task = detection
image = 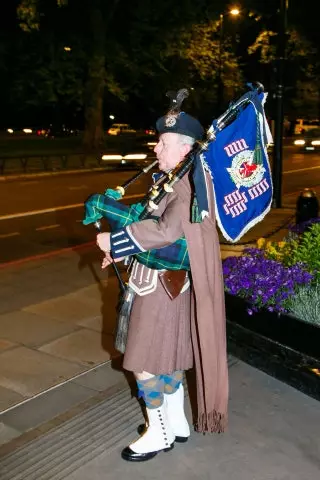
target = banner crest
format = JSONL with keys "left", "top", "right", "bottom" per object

{"left": 197, "top": 91, "right": 273, "bottom": 242}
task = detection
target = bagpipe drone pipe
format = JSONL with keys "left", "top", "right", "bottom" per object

{"left": 83, "top": 82, "right": 273, "bottom": 270}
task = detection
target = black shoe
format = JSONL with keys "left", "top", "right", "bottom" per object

{"left": 121, "top": 444, "right": 174, "bottom": 462}
{"left": 137, "top": 424, "right": 188, "bottom": 443}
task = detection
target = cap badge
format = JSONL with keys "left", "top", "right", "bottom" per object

{"left": 165, "top": 115, "right": 177, "bottom": 127}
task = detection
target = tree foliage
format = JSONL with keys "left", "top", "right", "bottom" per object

{"left": 247, "top": 26, "right": 319, "bottom": 117}
{"left": 11, "top": 0, "right": 319, "bottom": 144}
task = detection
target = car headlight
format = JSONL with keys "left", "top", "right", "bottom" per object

{"left": 101, "top": 154, "right": 123, "bottom": 160}
{"left": 311, "top": 140, "right": 320, "bottom": 146}
{"left": 124, "top": 154, "right": 147, "bottom": 160}
{"left": 293, "top": 139, "right": 305, "bottom": 145}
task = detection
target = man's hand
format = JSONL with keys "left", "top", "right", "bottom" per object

{"left": 101, "top": 252, "right": 113, "bottom": 269}
{"left": 96, "top": 233, "right": 126, "bottom": 269}
{"left": 96, "top": 232, "right": 111, "bottom": 253}
{"left": 101, "top": 252, "right": 126, "bottom": 269}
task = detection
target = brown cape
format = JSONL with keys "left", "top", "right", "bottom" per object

{"left": 174, "top": 174, "right": 229, "bottom": 432}
{"left": 129, "top": 173, "right": 229, "bottom": 432}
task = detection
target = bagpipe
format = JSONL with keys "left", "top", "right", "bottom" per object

{"left": 83, "top": 82, "right": 273, "bottom": 273}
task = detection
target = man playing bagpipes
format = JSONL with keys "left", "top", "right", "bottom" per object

{"left": 85, "top": 84, "right": 273, "bottom": 462}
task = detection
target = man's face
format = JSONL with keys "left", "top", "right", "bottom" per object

{"left": 154, "top": 133, "right": 191, "bottom": 172}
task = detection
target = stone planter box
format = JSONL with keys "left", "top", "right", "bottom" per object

{"left": 225, "top": 293, "right": 320, "bottom": 401}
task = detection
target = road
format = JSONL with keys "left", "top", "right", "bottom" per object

{"left": 0, "top": 147, "right": 319, "bottom": 264}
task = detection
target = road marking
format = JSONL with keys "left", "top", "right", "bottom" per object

{"left": 0, "top": 193, "right": 144, "bottom": 221}
{"left": 1, "top": 203, "right": 82, "bottom": 221}
{"left": 36, "top": 224, "right": 60, "bottom": 231}
{"left": 283, "top": 165, "right": 320, "bottom": 174}
{"left": 0, "top": 231, "right": 20, "bottom": 239}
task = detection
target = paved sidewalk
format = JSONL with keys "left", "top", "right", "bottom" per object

{"left": 0, "top": 206, "right": 299, "bottom": 450}
{"left": 61, "top": 361, "right": 320, "bottom": 480}
{"left": 1, "top": 361, "right": 320, "bottom": 479}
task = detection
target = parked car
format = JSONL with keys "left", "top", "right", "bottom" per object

{"left": 36, "top": 128, "right": 49, "bottom": 136}
{"left": 107, "top": 123, "right": 136, "bottom": 135}
{"left": 293, "top": 128, "right": 320, "bottom": 152}
{"left": 37, "top": 125, "right": 79, "bottom": 138}
{"left": 144, "top": 127, "right": 156, "bottom": 136}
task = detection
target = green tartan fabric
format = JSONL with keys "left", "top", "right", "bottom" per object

{"left": 253, "top": 121, "right": 264, "bottom": 166}
{"left": 83, "top": 192, "right": 190, "bottom": 270}
{"left": 136, "top": 236, "right": 189, "bottom": 271}
{"left": 191, "top": 197, "right": 203, "bottom": 223}
{"left": 83, "top": 193, "right": 143, "bottom": 228}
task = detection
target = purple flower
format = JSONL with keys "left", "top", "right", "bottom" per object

{"left": 222, "top": 247, "right": 314, "bottom": 314}
{"left": 288, "top": 217, "right": 320, "bottom": 235}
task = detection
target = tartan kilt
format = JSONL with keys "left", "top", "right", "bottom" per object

{"left": 123, "top": 279, "right": 194, "bottom": 375}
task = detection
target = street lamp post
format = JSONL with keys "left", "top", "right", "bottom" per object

{"left": 217, "top": 8, "right": 240, "bottom": 112}
{"left": 217, "top": 13, "right": 224, "bottom": 112}
{"left": 272, "top": 0, "right": 289, "bottom": 208}
{"left": 217, "top": 3, "right": 288, "bottom": 208}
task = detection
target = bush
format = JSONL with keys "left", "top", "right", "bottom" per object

{"left": 223, "top": 220, "right": 320, "bottom": 319}
{"left": 286, "top": 282, "right": 320, "bottom": 326}
{"left": 222, "top": 248, "right": 313, "bottom": 314}
{"left": 257, "top": 222, "right": 320, "bottom": 281}
{"left": 287, "top": 223, "right": 320, "bottom": 281}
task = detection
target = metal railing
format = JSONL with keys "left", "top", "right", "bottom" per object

{"left": 0, "top": 151, "right": 156, "bottom": 176}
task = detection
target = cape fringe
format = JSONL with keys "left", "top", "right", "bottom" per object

{"left": 195, "top": 410, "right": 228, "bottom": 433}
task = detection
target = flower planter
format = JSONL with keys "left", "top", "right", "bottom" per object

{"left": 225, "top": 292, "right": 320, "bottom": 401}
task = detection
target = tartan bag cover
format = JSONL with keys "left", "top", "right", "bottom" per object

{"left": 83, "top": 190, "right": 190, "bottom": 270}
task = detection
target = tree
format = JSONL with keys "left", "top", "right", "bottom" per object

{"left": 15, "top": 0, "right": 245, "bottom": 145}
{"left": 17, "top": 0, "right": 123, "bottom": 149}
{"left": 9, "top": 30, "right": 86, "bottom": 126}
{"left": 112, "top": 3, "right": 243, "bottom": 123}
{"left": 248, "top": 27, "right": 320, "bottom": 118}
{"left": 174, "top": 20, "right": 243, "bottom": 115}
